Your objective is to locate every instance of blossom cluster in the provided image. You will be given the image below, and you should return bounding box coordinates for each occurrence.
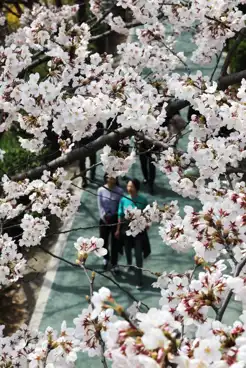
[74,236,107,264]
[0,322,80,367]
[0,168,80,288]
[101,145,136,178]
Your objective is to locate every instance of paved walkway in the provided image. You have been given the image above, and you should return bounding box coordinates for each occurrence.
[37,152,201,366]
[34,31,241,367]
[37,147,241,367]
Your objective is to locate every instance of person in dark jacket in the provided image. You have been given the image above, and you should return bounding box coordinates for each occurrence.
[138,141,156,195]
[97,174,123,273]
[79,122,104,188]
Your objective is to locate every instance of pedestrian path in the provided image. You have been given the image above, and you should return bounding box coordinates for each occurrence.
[35,31,241,367]
[38,154,201,366]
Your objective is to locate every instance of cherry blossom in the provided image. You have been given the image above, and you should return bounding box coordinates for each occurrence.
[101,145,136,178]
[1,1,246,367]
[74,236,107,263]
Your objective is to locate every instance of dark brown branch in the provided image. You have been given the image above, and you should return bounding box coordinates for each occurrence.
[227,166,246,174]
[210,49,224,82]
[166,68,246,117]
[11,126,173,181]
[11,127,134,181]
[55,0,62,7]
[166,99,190,117]
[218,69,246,90]
[204,15,240,35]
[3,4,20,17]
[220,28,246,77]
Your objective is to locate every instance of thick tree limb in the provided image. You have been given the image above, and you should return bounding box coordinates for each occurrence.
[218,69,246,90]
[220,28,246,77]
[166,100,190,117]
[11,127,133,181]
[11,127,172,181]
[227,166,246,174]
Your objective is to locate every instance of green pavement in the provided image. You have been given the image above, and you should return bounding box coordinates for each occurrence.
[39,153,241,367]
[39,157,201,366]
[38,31,242,367]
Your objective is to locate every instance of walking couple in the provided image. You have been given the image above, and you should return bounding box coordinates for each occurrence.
[97,175,151,289]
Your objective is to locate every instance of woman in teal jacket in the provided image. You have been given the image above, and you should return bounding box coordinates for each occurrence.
[115,178,151,289]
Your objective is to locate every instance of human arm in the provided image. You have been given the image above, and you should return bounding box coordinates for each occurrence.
[115,197,124,238]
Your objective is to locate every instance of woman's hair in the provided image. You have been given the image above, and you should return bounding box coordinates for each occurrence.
[104,173,119,186]
[129,178,140,192]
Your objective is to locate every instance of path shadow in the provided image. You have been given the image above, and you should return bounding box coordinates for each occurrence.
[51,263,159,303]
[77,202,98,222]
[111,270,159,293]
[43,301,84,317]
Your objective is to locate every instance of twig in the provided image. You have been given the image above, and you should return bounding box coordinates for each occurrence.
[117,264,161,277]
[210,49,224,82]
[18,55,51,79]
[189,265,199,282]
[81,264,94,301]
[71,162,102,181]
[160,40,190,73]
[90,2,116,30]
[216,256,246,321]
[81,262,107,366]
[205,15,240,35]
[44,221,127,237]
[98,335,108,368]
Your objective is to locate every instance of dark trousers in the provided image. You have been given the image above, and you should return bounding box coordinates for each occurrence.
[79,154,96,181]
[99,215,118,266]
[124,232,145,285]
[139,153,156,185]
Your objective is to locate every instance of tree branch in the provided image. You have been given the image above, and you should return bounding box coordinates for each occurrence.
[11,127,172,181]
[218,69,246,90]
[90,21,142,41]
[220,28,246,78]
[216,256,246,321]
[89,1,117,30]
[226,166,246,174]
[166,100,190,117]
[11,127,134,181]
